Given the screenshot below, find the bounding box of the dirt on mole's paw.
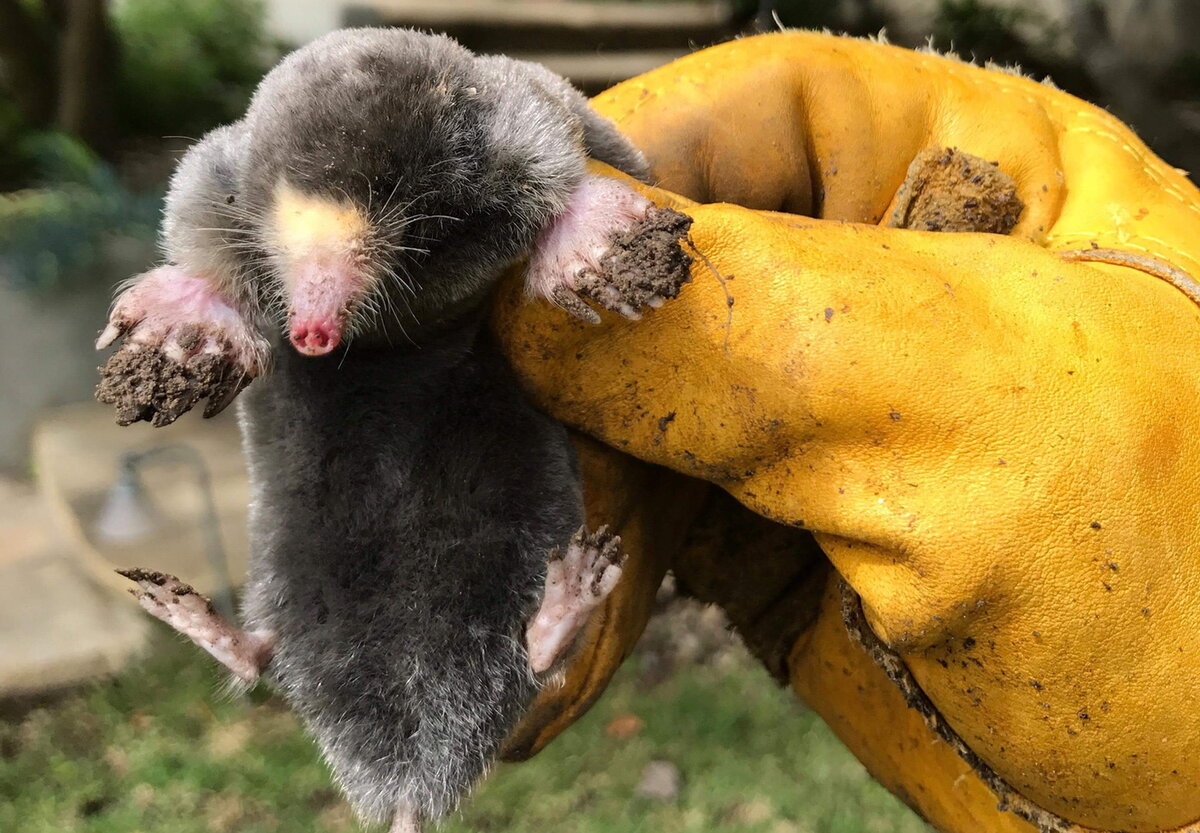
[116,567,192,593]
[96,346,247,427]
[889,147,1024,235]
[117,567,218,614]
[585,206,694,306]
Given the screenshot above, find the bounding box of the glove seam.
[839,578,1200,833]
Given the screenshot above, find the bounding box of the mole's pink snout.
[289,319,341,356]
[286,257,364,358]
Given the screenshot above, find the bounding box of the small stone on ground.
[637,760,682,802]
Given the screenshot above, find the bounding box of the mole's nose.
[289,320,341,356]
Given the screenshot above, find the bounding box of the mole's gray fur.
[158,28,648,826]
[238,328,581,822]
[233,28,647,332]
[159,124,256,299]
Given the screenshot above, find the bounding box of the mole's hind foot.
[96,266,269,427]
[526,176,693,323]
[117,567,273,683]
[526,525,626,673]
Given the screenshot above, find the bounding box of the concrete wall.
[265,0,344,46]
[0,236,154,473]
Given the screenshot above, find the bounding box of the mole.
[97,28,693,832]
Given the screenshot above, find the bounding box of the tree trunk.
[55,0,118,155]
[0,0,58,126]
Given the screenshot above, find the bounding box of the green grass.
[0,628,931,833]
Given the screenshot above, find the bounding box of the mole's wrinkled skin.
[102,28,691,832]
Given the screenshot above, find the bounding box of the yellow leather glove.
[495,32,1200,833]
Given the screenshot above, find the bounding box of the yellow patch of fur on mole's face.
[271,180,370,262]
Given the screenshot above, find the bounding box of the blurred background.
[0,1,1196,831]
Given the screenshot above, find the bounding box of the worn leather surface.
[497,32,1200,833]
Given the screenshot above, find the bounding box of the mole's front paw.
[96,266,269,426]
[526,176,694,323]
[526,525,626,673]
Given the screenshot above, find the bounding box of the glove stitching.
[1058,247,1200,310]
[1048,235,1200,289]
[1056,119,1200,223]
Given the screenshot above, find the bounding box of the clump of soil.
[96,341,248,427]
[889,147,1024,234]
[580,206,694,307]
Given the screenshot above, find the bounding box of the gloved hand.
[495,32,1200,833]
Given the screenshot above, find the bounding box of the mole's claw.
[550,285,601,324]
[115,566,152,583]
[117,567,197,598]
[202,371,250,419]
[150,399,193,428]
[96,320,126,350]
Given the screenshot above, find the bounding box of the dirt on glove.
[889,147,1024,235]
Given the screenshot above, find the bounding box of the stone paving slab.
[0,474,146,696]
[0,550,146,697]
[33,401,251,597]
[0,402,251,697]
[0,477,55,568]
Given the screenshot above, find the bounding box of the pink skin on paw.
[526,175,652,320]
[526,529,624,674]
[286,258,367,356]
[98,266,269,373]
